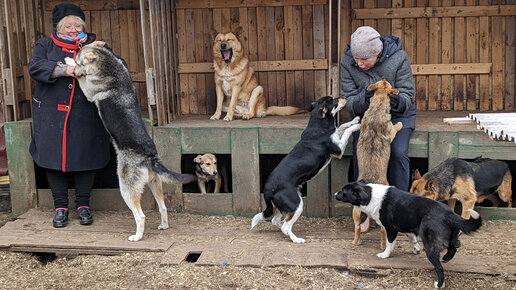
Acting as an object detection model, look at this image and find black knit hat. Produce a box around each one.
[52,3,85,29]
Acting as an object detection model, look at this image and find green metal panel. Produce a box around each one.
[180,128,231,154]
[428,132,459,169]
[306,166,330,217]
[153,127,183,212]
[259,128,303,154]
[5,121,36,217]
[183,193,233,215]
[231,128,260,215]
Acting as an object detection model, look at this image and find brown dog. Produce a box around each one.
[411,157,512,219]
[194,153,222,193]
[211,27,302,121]
[353,79,403,248]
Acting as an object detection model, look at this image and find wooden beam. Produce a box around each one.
[175,0,327,9]
[178,59,328,73]
[411,63,492,75]
[45,1,140,11]
[354,5,516,19]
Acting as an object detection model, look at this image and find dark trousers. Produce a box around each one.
[352,127,413,191]
[46,169,95,209]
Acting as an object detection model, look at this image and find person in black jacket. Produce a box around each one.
[28,3,111,228]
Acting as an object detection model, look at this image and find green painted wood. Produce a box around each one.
[307,166,330,217]
[428,132,459,169]
[153,127,184,212]
[180,128,231,154]
[475,207,516,220]
[231,128,260,215]
[259,128,303,154]
[183,193,233,215]
[408,131,429,158]
[458,132,516,160]
[5,121,36,217]
[330,157,352,217]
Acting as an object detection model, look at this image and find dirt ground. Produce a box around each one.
[0,211,515,289]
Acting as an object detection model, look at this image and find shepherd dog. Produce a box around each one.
[194,153,222,193]
[335,181,482,288]
[411,157,512,219]
[211,27,303,121]
[66,41,197,242]
[251,96,361,243]
[353,79,403,248]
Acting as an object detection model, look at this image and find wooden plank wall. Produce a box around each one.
[342,0,516,112]
[0,0,152,122]
[174,0,329,117]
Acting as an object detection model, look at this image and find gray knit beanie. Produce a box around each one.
[350,26,383,59]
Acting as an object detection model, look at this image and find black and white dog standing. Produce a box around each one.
[251,96,361,243]
[335,181,482,288]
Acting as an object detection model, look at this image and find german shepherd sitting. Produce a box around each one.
[335,181,482,288]
[67,42,197,242]
[353,79,403,248]
[211,27,302,121]
[251,96,361,243]
[411,157,512,219]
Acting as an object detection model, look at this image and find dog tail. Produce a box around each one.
[150,157,197,184]
[265,106,304,116]
[251,194,275,229]
[453,209,482,234]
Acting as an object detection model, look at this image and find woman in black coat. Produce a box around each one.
[28,3,110,228]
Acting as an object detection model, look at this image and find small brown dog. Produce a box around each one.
[353,79,403,248]
[411,157,512,219]
[194,154,222,193]
[211,27,302,121]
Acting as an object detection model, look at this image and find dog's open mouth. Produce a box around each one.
[221,48,233,63]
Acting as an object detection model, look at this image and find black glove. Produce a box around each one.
[389,94,407,113]
[364,89,374,105]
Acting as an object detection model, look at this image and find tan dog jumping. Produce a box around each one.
[211,27,302,121]
[353,79,403,248]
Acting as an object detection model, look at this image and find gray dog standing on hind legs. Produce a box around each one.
[66,41,197,241]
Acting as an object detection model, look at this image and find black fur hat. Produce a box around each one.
[52,3,85,29]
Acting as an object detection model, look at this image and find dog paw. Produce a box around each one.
[352,116,361,124]
[210,114,221,120]
[64,57,76,66]
[350,123,361,132]
[223,115,233,121]
[412,243,421,254]
[292,237,306,244]
[242,114,251,120]
[158,224,169,230]
[434,281,445,288]
[128,234,143,242]
[376,252,390,259]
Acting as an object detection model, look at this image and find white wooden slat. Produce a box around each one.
[469,113,516,143]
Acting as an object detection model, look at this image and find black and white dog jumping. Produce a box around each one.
[335,181,482,288]
[251,96,361,243]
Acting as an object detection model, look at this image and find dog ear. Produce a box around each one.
[413,169,422,180]
[83,51,98,63]
[366,83,377,92]
[233,26,243,39]
[92,41,105,47]
[194,155,202,164]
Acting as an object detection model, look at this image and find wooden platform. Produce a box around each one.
[0,208,515,276]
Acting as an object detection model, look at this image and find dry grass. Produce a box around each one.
[0,212,515,289]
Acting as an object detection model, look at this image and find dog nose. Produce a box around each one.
[213,171,218,175]
[221,43,227,50]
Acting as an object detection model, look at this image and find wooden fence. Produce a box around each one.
[1,0,515,124]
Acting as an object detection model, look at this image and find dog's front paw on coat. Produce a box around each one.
[64,57,76,66]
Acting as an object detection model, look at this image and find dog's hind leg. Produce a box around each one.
[243,85,263,120]
[421,225,446,288]
[443,228,460,263]
[281,197,305,243]
[148,175,169,230]
[497,170,512,207]
[452,176,477,219]
[119,173,148,242]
